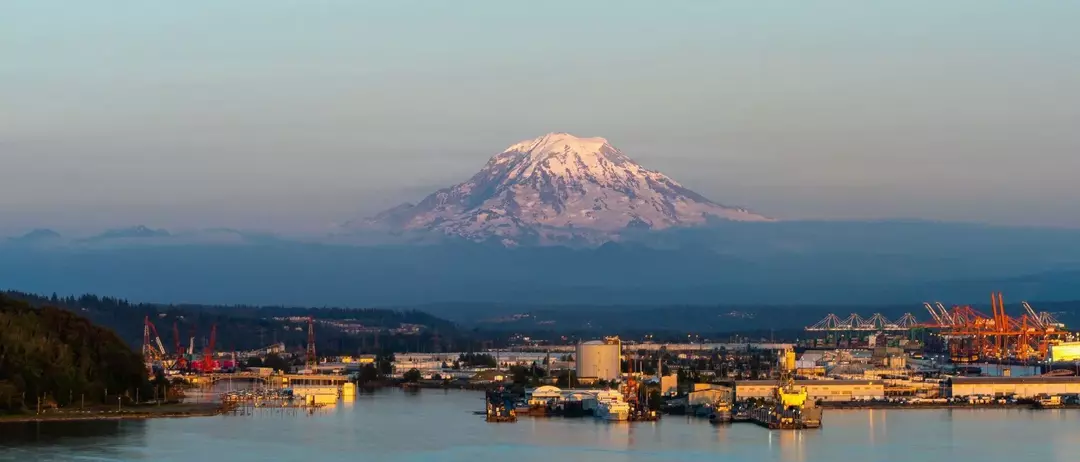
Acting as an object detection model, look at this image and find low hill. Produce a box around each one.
[4,292,471,356]
[0,294,149,414]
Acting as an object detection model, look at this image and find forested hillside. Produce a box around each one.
[4,291,476,356]
[0,295,149,414]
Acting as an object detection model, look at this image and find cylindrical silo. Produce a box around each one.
[576,336,622,382]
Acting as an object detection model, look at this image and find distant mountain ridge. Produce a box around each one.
[8,228,62,244]
[1,226,272,248]
[84,225,170,242]
[349,132,770,245]
[3,220,1080,307]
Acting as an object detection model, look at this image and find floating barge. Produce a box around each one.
[485,389,517,423]
[750,404,822,429]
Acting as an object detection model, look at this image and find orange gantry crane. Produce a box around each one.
[934,293,1066,363]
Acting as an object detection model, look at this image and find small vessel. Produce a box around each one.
[595,390,631,422]
[709,402,732,424]
[732,405,750,422]
[1035,394,1063,409]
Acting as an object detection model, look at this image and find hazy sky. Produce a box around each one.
[4,1,1080,235]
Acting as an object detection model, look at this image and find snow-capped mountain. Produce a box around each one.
[352,132,771,244]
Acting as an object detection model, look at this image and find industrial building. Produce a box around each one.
[734,380,885,402]
[1049,342,1080,362]
[946,377,1080,398]
[576,337,622,383]
[688,384,734,406]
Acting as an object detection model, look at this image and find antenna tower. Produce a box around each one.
[306,316,318,370]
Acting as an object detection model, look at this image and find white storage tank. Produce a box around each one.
[576,337,622,382]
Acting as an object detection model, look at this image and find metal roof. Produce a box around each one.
[734,380,884,386]
[949,376,1080,385]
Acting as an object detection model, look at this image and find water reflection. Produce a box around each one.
[0,419,147,461]
[774,430,806,462]
[0,419,141,444]
[3,389,1080,462]
[713,422,731,444]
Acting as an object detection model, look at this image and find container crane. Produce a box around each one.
[939,293,1068,363]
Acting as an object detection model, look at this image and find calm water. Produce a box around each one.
[3,389,1080,461]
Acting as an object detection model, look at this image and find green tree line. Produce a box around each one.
[0,295,149,414]
[4,291,481,356]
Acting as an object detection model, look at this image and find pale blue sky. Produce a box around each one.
[3,1,1079,235]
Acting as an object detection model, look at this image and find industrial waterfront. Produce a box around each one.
[8,293,1080,460]
[3,388,1080,462]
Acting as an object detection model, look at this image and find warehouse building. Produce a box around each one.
[733,380,885,402]
[1049,342,1080,362]
[688,384,734,406]
[947,377,1080,398]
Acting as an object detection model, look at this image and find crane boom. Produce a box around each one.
[144,317,167,357]
[924,302,944,326]
[1022,301,1046,329]
[935,302,953,326]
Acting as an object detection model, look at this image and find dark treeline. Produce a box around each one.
[459,300,1080,336]
[0,295,150,414]
[3,291,493,357]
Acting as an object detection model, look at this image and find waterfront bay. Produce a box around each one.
[3,389,1080,462]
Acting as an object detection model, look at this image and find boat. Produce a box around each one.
[708,403,732,424]
[594,390,631,422]
[1034,394,1063,409]
[732,408,750,422]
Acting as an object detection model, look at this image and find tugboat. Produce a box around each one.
[750,348,823,430]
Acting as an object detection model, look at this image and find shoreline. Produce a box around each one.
[819,403,1080,410]
[0,403,226,424]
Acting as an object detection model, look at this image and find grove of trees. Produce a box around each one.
[0,295,150,414]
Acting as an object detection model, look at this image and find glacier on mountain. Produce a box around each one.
[351,132,771,244]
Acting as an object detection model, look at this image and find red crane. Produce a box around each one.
[172,322,187,371]
[201,324,217,373]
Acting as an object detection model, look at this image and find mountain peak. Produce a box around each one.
[7,228,63,245]
[90,225,171,241]
[504,132,611,158]
[355,133,771,245]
